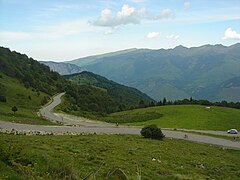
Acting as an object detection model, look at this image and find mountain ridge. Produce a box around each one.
[66,43,240,102]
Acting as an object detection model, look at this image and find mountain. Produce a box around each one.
[65,48,138,67]
[0,47,153,120]
[0,47,66,123]
[67,43,240,102]
[40,61,84,75]
[64,71,154,107]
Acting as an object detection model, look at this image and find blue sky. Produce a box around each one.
[0,0,240,61]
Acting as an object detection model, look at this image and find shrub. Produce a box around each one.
[140,124,165,140]
[12,106,18,115]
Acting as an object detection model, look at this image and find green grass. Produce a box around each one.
[0,73,54,125]
[0,133,239,180]
[99,105,240,131]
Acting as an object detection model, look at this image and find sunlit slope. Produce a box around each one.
[0,72,52,124]
[101,105,240,131]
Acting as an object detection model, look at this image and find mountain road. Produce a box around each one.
[0,93,239,150]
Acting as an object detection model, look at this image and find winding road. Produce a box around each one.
[0,93,240,150]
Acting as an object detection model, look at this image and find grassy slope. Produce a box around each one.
[0,73,54,125]
[0,133,239,180]
[100,105,240,131]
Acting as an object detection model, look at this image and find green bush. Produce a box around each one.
[11,106,18,115]
[140,124,165,140]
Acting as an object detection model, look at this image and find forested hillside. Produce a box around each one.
[0,47,64,95]
[65,71,153,107]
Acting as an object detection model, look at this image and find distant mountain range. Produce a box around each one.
[40,61,84,75]
[65,43,240,102]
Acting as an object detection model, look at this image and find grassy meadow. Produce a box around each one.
[99,105,240,131]
[0,73,54,125]
[0,133,240,180]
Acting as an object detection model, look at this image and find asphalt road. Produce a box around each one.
[0,93,239,150]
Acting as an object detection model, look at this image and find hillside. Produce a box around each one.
[99,105,240,131]
[1,133,240,179]
[0,47,66,124]
[64,71,154,107]
[68,43,240,102]
[0,71,54,125]
[0,47,65,96]
[40,61,84,75]
[0,47,153,122]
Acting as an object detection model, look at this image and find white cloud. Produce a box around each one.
[115,4,145,25]
[93,8,112,26]
[0,31,31,40]
[146,32,160,39]
[93,4,173,27]
[166,34,180,40]
[222,27,240,40]
[146,32,180,40]
[183,2,191,10]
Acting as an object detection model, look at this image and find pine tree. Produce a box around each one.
[163,97,167,105]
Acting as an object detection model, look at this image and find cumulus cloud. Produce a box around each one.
[115,4,145,25]
[222,27,240,40]
[93,4,145,27]
[183,2,191,10]
[146,32,160,39]
[93,4,173,27]
[94,8,112,26]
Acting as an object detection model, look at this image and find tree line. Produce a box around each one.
[138,97,240,109]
